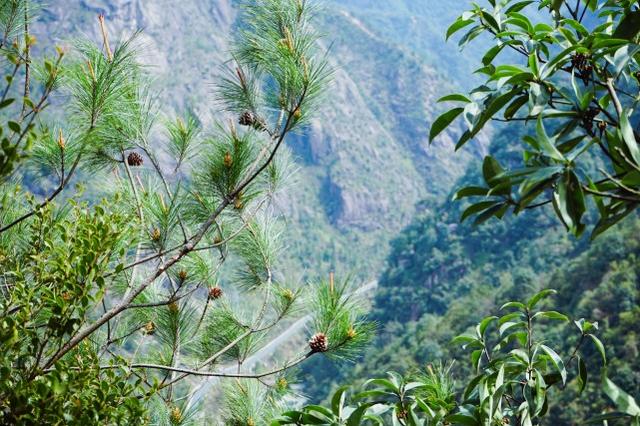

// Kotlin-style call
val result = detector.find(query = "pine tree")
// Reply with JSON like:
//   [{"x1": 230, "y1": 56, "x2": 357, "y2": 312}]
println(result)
[{"x1": 0, "y1": 0, "x2": 373, "y2": 423}]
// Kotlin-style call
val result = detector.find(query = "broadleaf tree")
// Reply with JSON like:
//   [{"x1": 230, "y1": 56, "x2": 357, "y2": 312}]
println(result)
[
  {"x1": 0, "y1": 0, "x2": 374, "y2": 424},
  {"x1": 432, "y1": 0, "x2": 640, "y2": 239}
]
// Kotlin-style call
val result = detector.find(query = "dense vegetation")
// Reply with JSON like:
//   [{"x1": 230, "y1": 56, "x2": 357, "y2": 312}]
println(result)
[
  {"x1": 300, "y1": 125, "x2": 640, "y2": 424},
  {"x1": 1, "y1": 0, "x2": 640, "y2": 424},
  {"x1": 0, "y1": 0, "x2": 374, "y2": 424},
  {"x1": 297, "y1": 0, "x2": 640, "y2": 424}
]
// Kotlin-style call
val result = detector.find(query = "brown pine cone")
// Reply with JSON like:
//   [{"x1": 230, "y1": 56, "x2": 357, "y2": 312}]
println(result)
[
  {"x1": 309, "y1": 332, "x2": 328, "y2": 353},
  {"x1": 209, "y1": 286, "x2": 223, "y2": 299},
  {"x1": 127, "y1": 152, "x2": 144, "y2": 166}
]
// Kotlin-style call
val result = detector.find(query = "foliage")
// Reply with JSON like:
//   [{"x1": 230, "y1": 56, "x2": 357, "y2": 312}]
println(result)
[
  {"x1": 276, "y1": 290, "x2": 634, "y2": 425},
  {"x1": 0, "y1": 0, "x2": 373, "y2": 424},
  {"x1": 0, "y1": 0, "x2": 62, "y2": 180},
  {"x1": 433, "y1": 0, "x2": 640, "y2": 239},
  {"x1": 0, "y1": 202, "x2": 145, "y2": 424}
]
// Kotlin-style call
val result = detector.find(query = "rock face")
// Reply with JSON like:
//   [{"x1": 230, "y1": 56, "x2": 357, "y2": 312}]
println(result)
[{"x1": 33, "y1": 0, "x2": 488, "y2": 275}]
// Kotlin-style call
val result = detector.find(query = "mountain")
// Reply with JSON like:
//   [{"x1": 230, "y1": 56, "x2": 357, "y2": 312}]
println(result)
[{"x1": 32, "y1": 0, "x2": 489, "y2": 279}]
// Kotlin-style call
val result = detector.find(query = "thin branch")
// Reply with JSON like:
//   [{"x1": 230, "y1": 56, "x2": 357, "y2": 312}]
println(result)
[
  {"x1": 45, "y1": 354, "x2": 311, "y2": 379},
  {"x1": 21, "y1": 0, "x2": 30, "y2": 115},
  {"x1": 583, "y1": 185, "x2": 640, "y2": 203},
  {"x1": 605, "y1": 78, "x2": 623, "y2": 119}
]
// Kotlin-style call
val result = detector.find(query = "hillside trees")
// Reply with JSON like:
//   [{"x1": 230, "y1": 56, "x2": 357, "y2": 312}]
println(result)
[{"x1": 0, "y1": 0, "x2": 373, "y2": 424}]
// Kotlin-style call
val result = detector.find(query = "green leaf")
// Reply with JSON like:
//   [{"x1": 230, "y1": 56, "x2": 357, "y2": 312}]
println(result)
[
  {"x1": 602, "y1": 375, "x2": 640, "y2": 416},
  {"x1": 550, "y1": 0, "x2": 563, "y2": 14},
  {"x1": 473, "y1": 203, "x2": 508, "y2": 225},
  {"x1": 470, "y1": 90, "x2": 519, "y2": 137},
  {"x1": 500, "y1": 301, "x2": 526, "y2": 310},
  {"x1": 588, "y1": 334, "x2": 606, "y2": 365},
  {"x1": 305, "y1": 405, "x2": 335, "y2": 419},
  {"x1": 461, "y1": 201, "x2": 499, "y2": 222},
  {"x1": 510, "y1": 348, "x2": 530, "y2": 365},
  {"x1": 438, "y1": 94, "x2": 471, "y2": 103},
  {"x1": 540, "y1": 344, "x2": 567, "y2": 385},
  {"x1": 619, "y1": 111, "x2": 640, "y2": 166},
  {"x1": 331, "y1": 386, "x2": 348, "y2": 416},
  {"x1": 346, "y1": 404, "x2": 375, "y2": 426},
  {"x1": 612, "y1": 10, "x2": 640, "y2": 41},
  {"x1": 353, "y1": 390, "x2": 394, "y2": 400},
  {"x1": 499, "y1": 321, "x2": 527, "y2": 336},
  {"x1": 535, "y1": 116, "x2": 564, "y2": 161},
  {"x1": 444, "y1": 413, "x2": 479, "y2": 425},
  {"x1": 364, "y1": 378, "x2": 398, "y2": 393},
  {"x1": 429, "y1": 108, "x2": 464, "y2": 142},
  {"x1": 471, "y1": 349, "x2": 483, "y2": 371},
  {"x1": 591, "y1": 204, "x2": 637, "y2": 240},
  {"x1": 8, "y1": 121, "x2": 20, "y2": 133},
  {"x1": 532, "y1": 311, "x2": 569, "y2": 321},
  {"x1": 528, "y1": 82, "x2": 550, "y2": 116},
  {"x1": 553, "y1": 171, "x2": 586, "y2": 236},
  {"x1": 0, "y1": 99, "x2": 15, "y2": 109},
  {"x1": 528, "y1": 52, "x2": 539, "y2": 77},
  {"x1": 482, "y1": 156, "x2": 505, "y2": 185},
  {"x1": 453, "y1": 186, "x2": 489, "y2": 200},
  {"x1": 447, "y1": 18, "x2": 475, "y2": 40},
  {"x1": 533, "y1": 369, "x2": 546, "y2": 416},
  {"x1": 577, "y1": 356, "x2": 587, "y2": 394},
  {"x1": 452, "y1": 333, "x2": 479, "y2": 346},
  {"x1": 586, "y1": 412, "x2": 638, "y2": 424},
  {"x1": 527, "y1": 289, "x2": 556, "y2": 309},
  {"x1": 482, "y1": 44, "x2": 504, "y2": 66},
  {"x1": 415, "y1": 397, "x2": 436, "y2": 417},
  {"x1": 504, "y1": 95, "x2": 529, "y2": 119},
  {"x1": 477, "y1": 315, "x2": 498, "y2": 337}
]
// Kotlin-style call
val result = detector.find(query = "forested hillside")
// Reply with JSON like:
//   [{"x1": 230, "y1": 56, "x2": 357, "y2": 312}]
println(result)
[{"x1": 300, "y1": 124, "x2": 640, "y2": 425}]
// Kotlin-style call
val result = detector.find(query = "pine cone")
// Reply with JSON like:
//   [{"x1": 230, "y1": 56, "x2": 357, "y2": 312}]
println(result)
[
  {"x1": 127, "y1": 152, "x2": 144, "y2": 167},
  {"x1": 239, "y1": 111, "x2": 256, "y2": 126},
  {"x1": 239, "y1": 111, "x2": 267, "y2": 131},
  {"x1": 309, "y1": 332, "x2": 328, "y2": 353},
  {"x1": 209, "y1": 286, "x2": 223, "y2": 299}
]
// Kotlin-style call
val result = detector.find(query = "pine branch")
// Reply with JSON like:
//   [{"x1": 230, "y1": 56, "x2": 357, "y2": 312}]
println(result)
[
  {"x1": 103, "y1": 353, "x2": 311, "y2": 379},
  {"x1": 21, "y1": 0, "x2": 29, "y2": 115},
  {"x1": 42, "y1": 113, "x2": 299, "y2": 368}
]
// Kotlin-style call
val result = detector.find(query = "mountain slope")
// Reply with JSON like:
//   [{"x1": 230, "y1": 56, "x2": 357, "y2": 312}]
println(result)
[{"x1": 32, "y1": 0, "x2": 488, "y2": 278}]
